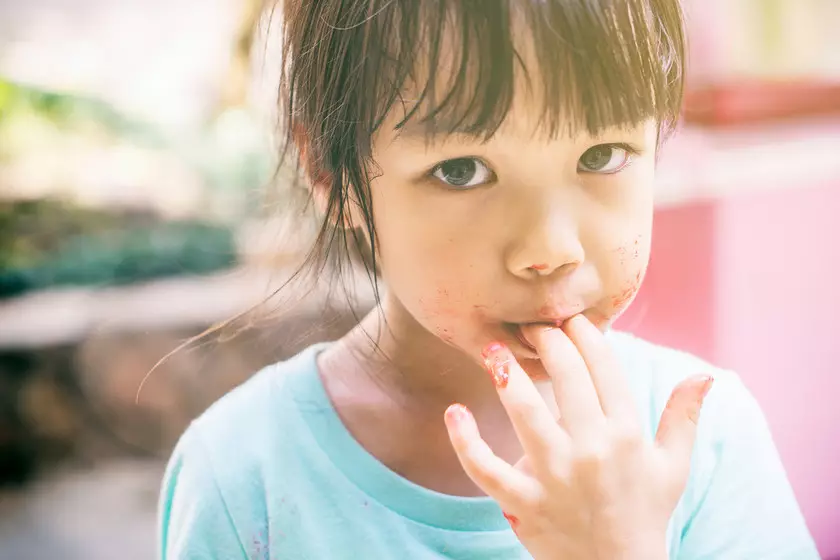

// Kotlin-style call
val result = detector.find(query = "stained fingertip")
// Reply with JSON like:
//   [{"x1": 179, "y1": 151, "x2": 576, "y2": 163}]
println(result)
[
  {"x1": 655, "y1": 374, "x2": 715, "y2": 449},
  {"x1": 688, "y1": 375, "x2": 714, "y2": 422},
  {"x1": 677, "y1": 374, "x2": 715, "y2": 404},
  {"x1": 481, "y1": 342, "x2": 513, "y2": 389},
  {"x1": 444, "y1": 403, "x2": 477, "y2": 438},
  {"x1": 695, "y1": 374, "x2": 715, "y2": 401}
]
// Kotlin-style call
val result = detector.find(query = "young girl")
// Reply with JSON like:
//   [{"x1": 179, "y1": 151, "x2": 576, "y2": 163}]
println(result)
[{"x1": 159, "y1": 1, "x2": 818, "y2": 558}]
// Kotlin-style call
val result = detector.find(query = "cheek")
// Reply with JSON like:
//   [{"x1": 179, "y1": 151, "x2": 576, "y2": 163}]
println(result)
[
  {"x1": 611, "y1": 267, "x2": 645, "y2": 311},
  {"x1": 419, "y1": 288, "x2": 463, "y2": 341},
  {"x1": 376, "y1": 226, "x2": 487, "y2": 345},
  {"x1": 415, "y1": 283, "x2": 490, "y2": 348},
  {"x1": 599, "y1": 233, "x2": 651, "y2": 323}
]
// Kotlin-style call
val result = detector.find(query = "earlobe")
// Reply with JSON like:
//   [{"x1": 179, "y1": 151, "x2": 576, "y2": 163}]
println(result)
[
  {"x1": 311, "y1": 172, "x2": 362, "y2": 232},
  {"x1": 310, "y1": 175, "x2": 332, "y2": 215},
  {"x1": 293, "y1": 126, "x2": 364, "y2": 232},
  {"x1": 294, "y1": 125, "x2": 340, "y2": 223}
]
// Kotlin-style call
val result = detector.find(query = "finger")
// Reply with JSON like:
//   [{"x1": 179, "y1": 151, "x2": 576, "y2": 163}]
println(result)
[
  {"x1": 655, "y1": 375, "x2": 714, "y2": 471},
  {"x1": 520, "y1": 324, "x2": 605, "y2": 437},
  {"x1": 444, "y1": 403, "x2": 540, "y2": 511},
  {"x1": 562, "y1": 315, "x2": 638, "y2": 424},
  {"x1": 481, "y1": 342, "x2": 571, "y2": 468}
]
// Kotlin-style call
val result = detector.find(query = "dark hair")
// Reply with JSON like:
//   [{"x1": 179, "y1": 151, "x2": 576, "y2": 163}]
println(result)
[
  {"x1": 136, "y1": 0, "x2": 687, "y2": 398},
  {"x1": 278, "y1": 0, "x2": 686, "y2": 299}
]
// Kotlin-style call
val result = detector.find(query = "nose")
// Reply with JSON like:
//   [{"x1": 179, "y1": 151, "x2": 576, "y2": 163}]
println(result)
[{"x1": 505, "y1": 197, "x2": 585, "y2": 280}]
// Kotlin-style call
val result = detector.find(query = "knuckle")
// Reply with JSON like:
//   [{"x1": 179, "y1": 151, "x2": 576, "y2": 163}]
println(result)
[
  {"x1": 609, "y1": 422, "x2": 642, "y2": 449},
  {"x1": 510, "y1": 399, "x2": 543, "y2": 428},
  {"x1": 542, "y1": 455, "x2": 569, "y2": 482},
  {"x1": 575, "y1": 440, "x2": 610, "y2": 466}
]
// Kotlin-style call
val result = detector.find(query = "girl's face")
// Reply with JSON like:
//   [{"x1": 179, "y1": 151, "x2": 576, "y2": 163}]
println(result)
[{"x1": 366, "y1": 98, "x2": 658, "y2": 378}]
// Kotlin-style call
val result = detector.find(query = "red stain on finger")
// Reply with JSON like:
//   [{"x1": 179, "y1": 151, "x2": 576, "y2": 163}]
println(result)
[
  {"x1": 444, "y1": 403, "x2": 479, "y2": 441},
  {"x1": 503, "y1": 512, "x2": 520, "y2": 533},
  {"x1": 481, "y1": 342, "x2": 512, "y2": 388}
]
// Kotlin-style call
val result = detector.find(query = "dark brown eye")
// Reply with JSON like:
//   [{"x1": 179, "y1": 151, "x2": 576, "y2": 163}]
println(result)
[
  {"x1": 578, "y1": 145, "x2": 631, "y2": 173},
  {"x1": 432, "y1": 158, "x2": 493, "y2": 188}
]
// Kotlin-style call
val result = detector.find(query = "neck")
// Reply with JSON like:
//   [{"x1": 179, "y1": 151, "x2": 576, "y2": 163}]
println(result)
[
  {"x1": 333, "y1": 297, "x2": 502, "y2": 413},
  {"x1": 316, "y1": 295, "x2": 558, "y2": 496}
]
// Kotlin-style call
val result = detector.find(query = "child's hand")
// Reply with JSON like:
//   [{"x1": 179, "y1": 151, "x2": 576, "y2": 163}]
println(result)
[{"x1": 444, "y1": 315, "x2": 713, "y2": 560}]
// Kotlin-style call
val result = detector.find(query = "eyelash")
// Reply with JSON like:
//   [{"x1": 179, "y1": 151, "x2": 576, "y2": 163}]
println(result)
[
  {"x1": 580, "y1": 142, "x2": 640, "y2": 175},
  {"x1": 426, "y1": 142, "x2": 642, "y2": 189}
]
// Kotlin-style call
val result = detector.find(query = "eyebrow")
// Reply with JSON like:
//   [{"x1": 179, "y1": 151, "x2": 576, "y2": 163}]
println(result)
[
  {"x1": 392, "y1": 116, "x2": 653, "y2": 145},
  {"x1": 392, "y1": 119, "x2": 490, "y2": 144}
]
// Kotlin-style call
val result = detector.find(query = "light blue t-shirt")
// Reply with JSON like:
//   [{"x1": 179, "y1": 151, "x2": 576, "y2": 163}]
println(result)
[{"x1": 158, "y1": 332, "x2": 818, "y2": 559}]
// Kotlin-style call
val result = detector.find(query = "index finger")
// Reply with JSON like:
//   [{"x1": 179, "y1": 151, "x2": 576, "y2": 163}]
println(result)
[
  {"x1": 520, "y1": 324, "x2": 605, "y2": 438},
  {"x1": 481, "y1": 342, "x2": 571, "y2": 469},
  {"x1": 563, "y1": 315, "x2": 638, "y2": 424}
]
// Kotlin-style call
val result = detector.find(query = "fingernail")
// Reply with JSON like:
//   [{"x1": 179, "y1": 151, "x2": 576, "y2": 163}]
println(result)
[
  {"x1": 687, "y1": 375, "x2": 714, "y2": 424},
  {"x1": 695, "y1": 374, "x2": 714, "y2": 402},
  {"x1": 481, "y1": 342, "x2": 512, "y2": 388},
  {"x1": 444, "y1": 403, "x2": 476, "y2": 436},
  {"x1": 445, "y1": 403, "x2": 470, "y2": 423}
]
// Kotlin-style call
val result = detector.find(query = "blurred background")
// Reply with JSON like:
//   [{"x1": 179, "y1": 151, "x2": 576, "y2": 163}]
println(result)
[{"x1": 0, "y1": 0, "x2": 838, "y2": 558}]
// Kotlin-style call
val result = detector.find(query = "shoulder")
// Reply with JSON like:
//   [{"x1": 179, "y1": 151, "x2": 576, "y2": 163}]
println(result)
[
  {"x1": 176, "y1": 342, "x2": 328, "y2": 481},
  {"x1": 606, "y1": 333, "x2": 819, "y2": 557},
  {"x1": 187, "y1": 343, "x2": 326, "y2": 464},
  {"x1": 158, "y1": 344, "x2": 328, "y2": 557}
]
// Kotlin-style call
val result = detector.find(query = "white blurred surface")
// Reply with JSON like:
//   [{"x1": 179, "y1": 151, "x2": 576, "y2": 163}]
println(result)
[
  {"x1": 0, "y1": 0, "x2": 241, "y2": 129},
  {"x1": 0, "y1": 460, "x2": 163, "y2": 560}
]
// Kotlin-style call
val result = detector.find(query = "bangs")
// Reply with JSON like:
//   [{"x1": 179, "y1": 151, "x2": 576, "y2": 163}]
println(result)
[
  {"x1": 362, "y1": 0, "x2": 685, "y2": 142},
  {"x1": 282, "y1": 0, "x2": 685, "y2": 169},
  {"x1": 275, "y1": 0, "x2": 686, "y2": 310}
]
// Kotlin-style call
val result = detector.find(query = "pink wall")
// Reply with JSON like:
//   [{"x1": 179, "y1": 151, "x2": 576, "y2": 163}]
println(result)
[{"x1": 618, "y1": 183, "x2": 840, "y2": 558}]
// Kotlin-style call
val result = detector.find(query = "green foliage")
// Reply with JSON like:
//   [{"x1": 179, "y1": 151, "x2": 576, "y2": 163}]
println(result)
[{"x1": 0, "y1": 200, "x2": 237, "y2": 299}]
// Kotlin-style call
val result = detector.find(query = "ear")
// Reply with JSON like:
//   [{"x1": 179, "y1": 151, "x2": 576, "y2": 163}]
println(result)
[
  {"x1": 295, "y1": 126, "x2": 367, "y2": 231},
  {"x1": 294, "y1": 126, "x2": 335, "y2": 218},
  {"x1": 305, "y1": 161, "x2": 363, "y2": 232},
  {"x1": 307, "y1": 167, "x2": 332, "y2": 216}
]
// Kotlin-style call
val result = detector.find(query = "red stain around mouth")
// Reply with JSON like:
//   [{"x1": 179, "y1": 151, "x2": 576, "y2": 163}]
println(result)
[{"x1": 611, "y1": 269, "x2": 645, "y2": 310}]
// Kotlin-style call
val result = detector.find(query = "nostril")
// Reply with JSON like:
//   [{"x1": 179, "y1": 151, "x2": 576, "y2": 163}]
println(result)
[{"x1": 529, "y1": 263, "x2": 549, "y2": 271}]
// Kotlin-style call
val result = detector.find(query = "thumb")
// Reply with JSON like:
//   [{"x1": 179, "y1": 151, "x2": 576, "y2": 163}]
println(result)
[{"x1": 655, "y1": 374, "x2": 714, "y2": 466}]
